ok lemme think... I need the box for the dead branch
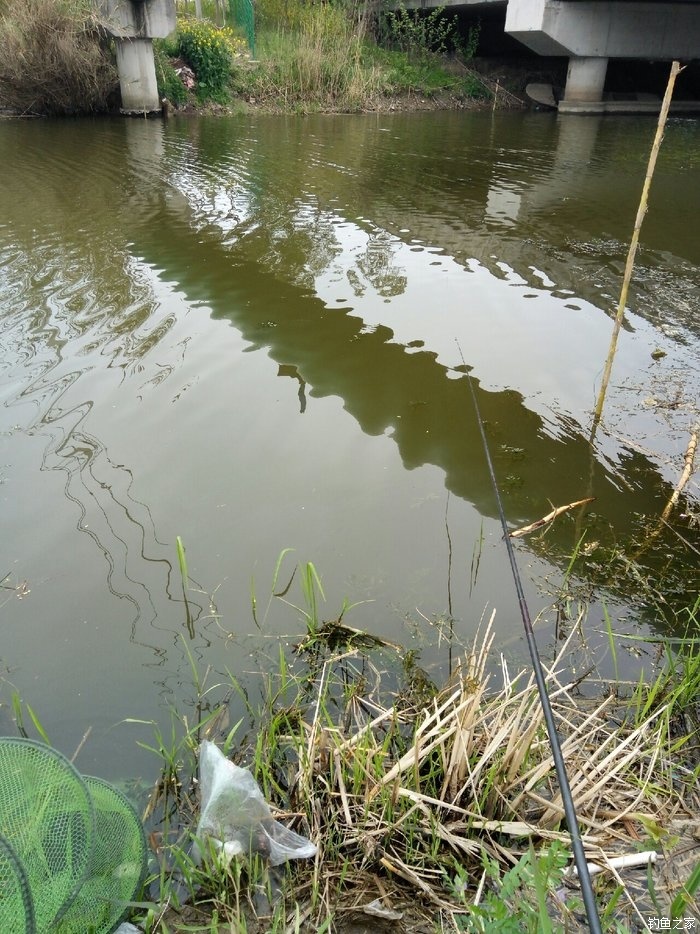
[509,498,595,539]
[660,423,699,523]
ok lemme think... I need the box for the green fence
[229,0,255,56]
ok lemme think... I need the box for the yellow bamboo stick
[591,61,683,435]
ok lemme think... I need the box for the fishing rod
[460,353,603,934]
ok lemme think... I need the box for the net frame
[0,738,148,934]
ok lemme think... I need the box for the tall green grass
[242,6,385,110]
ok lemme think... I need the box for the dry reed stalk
[660,422,698,522]
[378,612,497,792]
[287,611,695,921]
[542,708,668,828]
[332,747,353,827]
[628,421,700,562]
[435,821,481,857]
[379,854,448,906]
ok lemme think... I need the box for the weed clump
[0,0,117,115]
[238,4,384,110]
[137,586,700,932]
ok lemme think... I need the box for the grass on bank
[156,2,515,114]
[0,0,519,115]
[123,555,699,933]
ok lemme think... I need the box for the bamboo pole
[590,61,683,438]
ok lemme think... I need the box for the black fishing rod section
[461,358,603,934]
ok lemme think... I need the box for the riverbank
[0,0,543,118]
[153,11,537,119]
[131,556,700,934]
[160,51,535,118]
[166,83,522,118]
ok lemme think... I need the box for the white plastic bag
[195,740,317,868]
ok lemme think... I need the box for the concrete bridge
[401,0,700,112]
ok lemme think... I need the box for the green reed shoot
[176,536,188,590]
[300,561,324,632]
[11,692,50,744]
[175,535,195,636]
[250,546,295,628]
[670,859,700,919]
[272,558,326,635]
[529,840,554,934]
[469,520,484,597]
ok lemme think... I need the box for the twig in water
[660,517,700,556]
[660,422,698,523]
[70,726,92,764]
[509,498,595,539]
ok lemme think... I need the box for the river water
[0,111,698,778]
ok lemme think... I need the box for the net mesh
[57,777,148,934]
[0,738,147,934]
[0,738,93,932]
[0,832,35,933]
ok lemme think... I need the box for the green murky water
[0,111,698,777]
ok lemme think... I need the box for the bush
[177,17,240,102]
[0,0,117,115]
[379,3,462,60]
[153,40,189,106]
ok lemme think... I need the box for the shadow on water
[124,117,698,629]
[2,116,698,615]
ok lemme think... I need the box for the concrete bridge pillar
[100,0,176,114]
[114,39,160,113]
[564,57,608,103]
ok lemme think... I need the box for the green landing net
[0,737,147,934]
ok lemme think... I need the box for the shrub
[0,0,117,115]
[379,3,461,60]
[177,17,241,102]
[153,40,189,106]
